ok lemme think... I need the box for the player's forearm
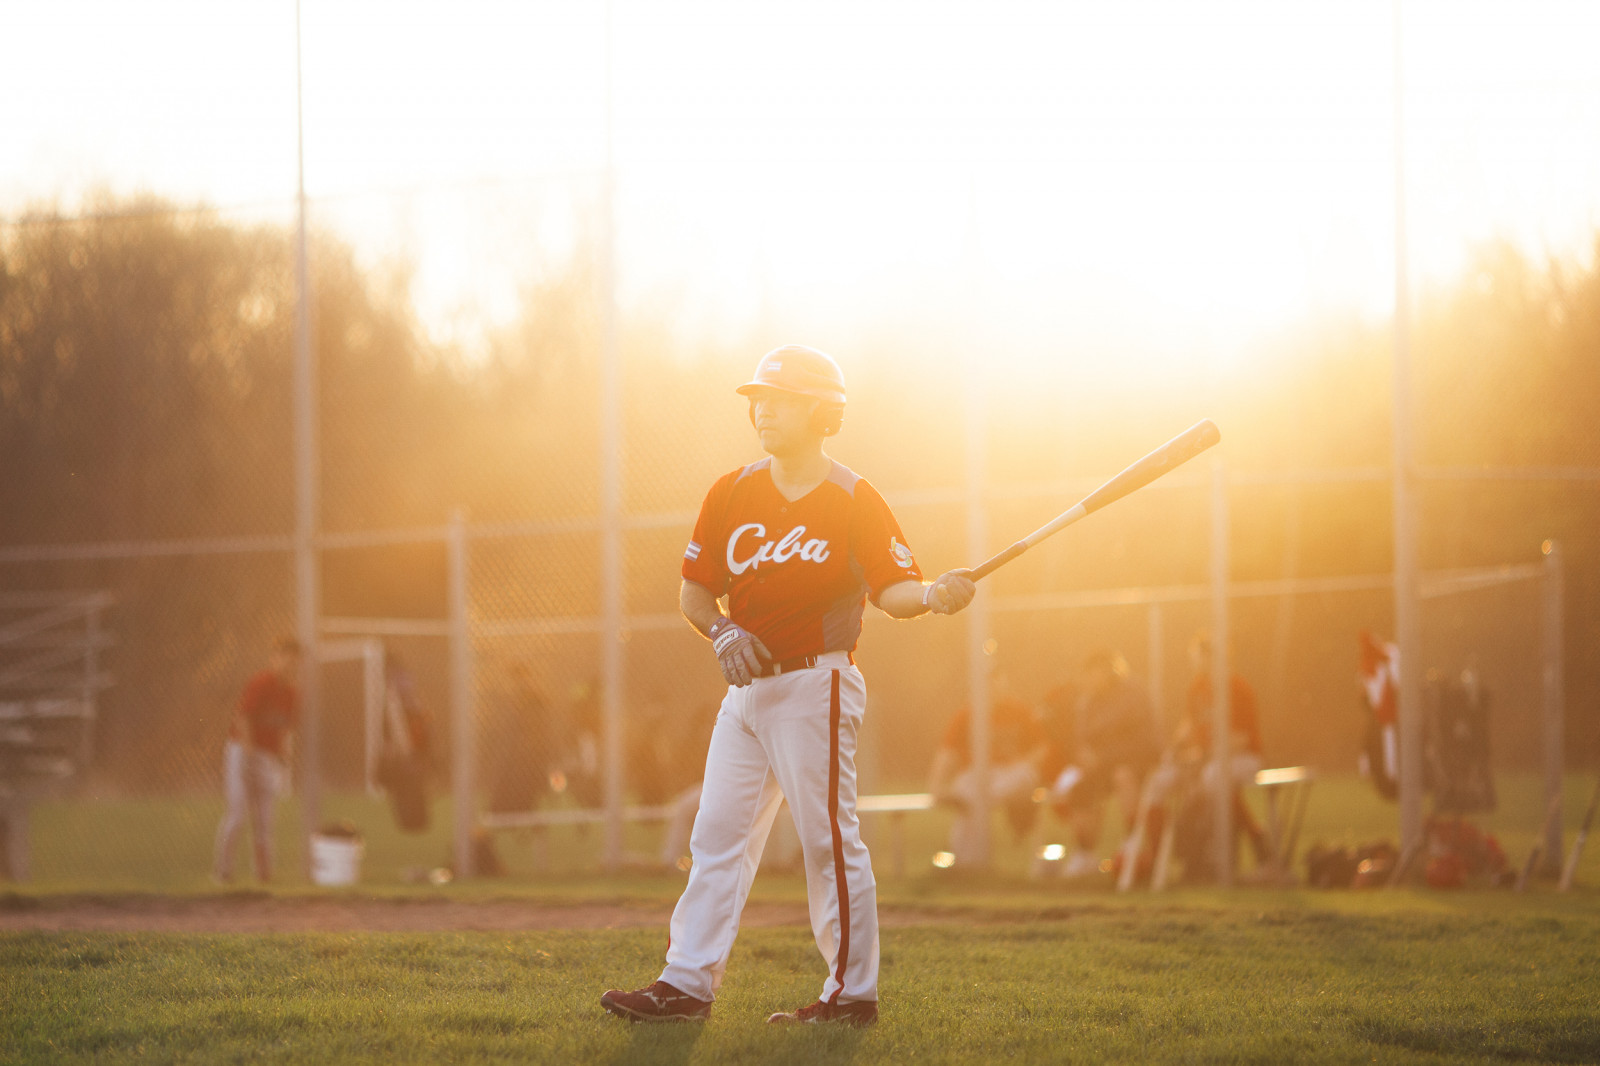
[879,571,977,619]
[679,580,726,639]
[877,580,932,619]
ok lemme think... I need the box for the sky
[4,0,1598,381]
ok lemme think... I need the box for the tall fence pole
[1147,602,1164,724]
[963,358,992,868]
[598,0,626,871]
[1541,539,1565,874]
[449,511,476,878]
[1391,0,1425,862]
[362,640,384,796]
[1210,455,1233,887]
[292,0,323,869]
[81,601,102,768]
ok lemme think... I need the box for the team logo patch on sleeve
[889,536,915,569]
[684,540,702,562]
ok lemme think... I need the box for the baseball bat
[1558,775,1600,892]
[967,419,1222,581]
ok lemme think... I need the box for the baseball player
[213,636,300,884]
[601,345,976,1027]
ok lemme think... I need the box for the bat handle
[968,541,1027,582]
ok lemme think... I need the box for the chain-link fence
[1,201,1592,889]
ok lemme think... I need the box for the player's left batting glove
[922,570,976,615]
[708,618,772,687]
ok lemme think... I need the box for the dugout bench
[479,791,938,877]
[1106,763,1315,891]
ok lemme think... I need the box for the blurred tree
[2,195,1597,791]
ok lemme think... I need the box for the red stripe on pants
[828,669,850,1003]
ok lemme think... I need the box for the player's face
[750,389,822,456]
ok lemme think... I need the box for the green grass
[4,895,1600,1064]
[5,772,1598,1062]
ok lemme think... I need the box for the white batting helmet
[736,345,847,436]
[736,345,847,406]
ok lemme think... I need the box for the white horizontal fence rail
[983,562,1543,615]
[2,465,1596,564]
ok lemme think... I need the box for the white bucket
[310,834,364,886]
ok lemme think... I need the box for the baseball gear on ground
[708,617,770,687]
[968,419,1221,581]
[600,981,713,1022]
[767,999,879,1026]
[736,345,846,436]
[922,569,976,615]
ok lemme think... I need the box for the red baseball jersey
[230,668,299,759]
[683,459,922,661]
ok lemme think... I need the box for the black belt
[756,652,852,678]
[757,655,817,678]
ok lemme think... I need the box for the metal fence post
[1147,602,1164,724]
[599,0,626,872]
[1391,0,1425,865]
[292,0,322,873]
[450,511,476,878]
[964,361,991,868]
[363,639,385,796]
[81,598,102,769]
[1542,539,1565,874]
[1211,455,1233,888]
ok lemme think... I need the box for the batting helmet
[736,345,847,436]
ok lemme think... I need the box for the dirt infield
[0,894,1023,933]
[0,894,753,933]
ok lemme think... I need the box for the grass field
[4,773,1599,1064]
[18,772,1600,892]
[3,893,1599,1064]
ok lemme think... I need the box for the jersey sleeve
[681,471,735,595]
[238,671,270,717]
[850,478,923,604]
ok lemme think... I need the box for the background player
[213,636,300,884]
[601,344,976,1027]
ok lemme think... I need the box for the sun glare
[4,0,1598,381]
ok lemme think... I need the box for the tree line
[2,197,1595,790]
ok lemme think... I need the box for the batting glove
[922,570,977,615]
[708,618,771,687]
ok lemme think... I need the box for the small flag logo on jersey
[684,541,702,562]
[889,536,914,568]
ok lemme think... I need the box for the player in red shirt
[929,687,1055,859]
[601,345,976,1027]
[1180,630,1268,863]
[212,637,300,883]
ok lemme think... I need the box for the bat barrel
[963,418,1221,583]
[969,541,1027,582]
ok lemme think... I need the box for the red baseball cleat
[600,981,712,1023]
[766,999,878,1027]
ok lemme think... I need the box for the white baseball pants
[945,759,1042,858]
[213,739,285,882]
[659,652,878,1005]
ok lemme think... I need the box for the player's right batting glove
[923,569,977,615]
[708,618,771,688]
